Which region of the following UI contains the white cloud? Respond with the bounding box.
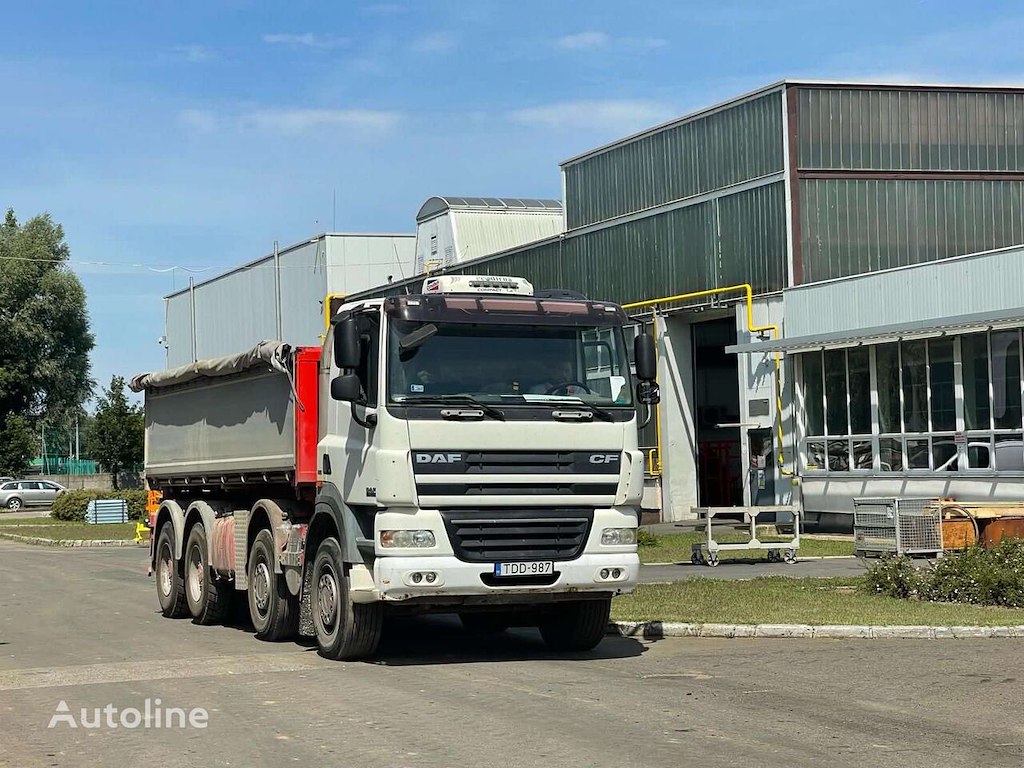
[172,45,216,63]
[511,99,674,134]
[411,32,457,54]
[178,109,219,133]
[557,31,609,50]
[555,32,668,53]
[239,108,402,134]
[262,33,349,49]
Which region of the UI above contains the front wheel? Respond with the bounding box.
[311,537,382,660]
[6,497,22,511]
[539,598,611,652]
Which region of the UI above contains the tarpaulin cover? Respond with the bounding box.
[129,341,291,392]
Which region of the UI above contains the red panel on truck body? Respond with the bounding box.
[294,346,322,486]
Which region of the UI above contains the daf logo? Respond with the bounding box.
[415,453,462,464]
[589,454,620,464]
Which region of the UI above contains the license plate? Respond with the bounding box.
[494,561,553,577]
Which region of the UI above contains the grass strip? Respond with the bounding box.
[612,577,1024,626]
[0,523,137,541]
[639,532,853,564]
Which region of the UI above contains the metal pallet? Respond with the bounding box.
[853,497,942,557]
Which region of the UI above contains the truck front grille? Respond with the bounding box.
[441,508,593,563]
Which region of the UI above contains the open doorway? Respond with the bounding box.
[693,318,742,506]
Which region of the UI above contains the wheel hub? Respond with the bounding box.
[317,570,338,631]
[158,549,173,597]
[187,548,204,603]
[252,562,271,613]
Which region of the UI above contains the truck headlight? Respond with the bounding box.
[380,530,436,548]
[601,527,637,546]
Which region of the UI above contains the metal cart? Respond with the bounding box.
[677,506,801,567]
[853,497,943,557]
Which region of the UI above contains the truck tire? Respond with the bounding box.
[538,598,611,652]
[247,529,298,641]
[459,612,511,634]
[155,524,188,618]
[184,524,231,625]
[311,537,382,660]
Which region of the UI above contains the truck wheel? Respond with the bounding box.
[184,524,231,625]
[459,612,511,634]
[312,537,382,660]
[539,598,611,652]
[247,529,298,641]
[155,524,188,618]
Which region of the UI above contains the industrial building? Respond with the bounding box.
[345,80,1024,527]
[163,233,415,368]
[413,196,564,273]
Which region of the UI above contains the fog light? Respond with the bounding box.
[424,572,437,583]
[380,530,436,548]
[612,568,621,578]
[411,572,423,583]
[601,527,637,546]
[600,569,610,579]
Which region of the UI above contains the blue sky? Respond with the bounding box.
[2,0,1023,396]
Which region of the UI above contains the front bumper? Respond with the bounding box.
[372,552,640,602]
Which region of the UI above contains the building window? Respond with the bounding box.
[799,328,1024,474]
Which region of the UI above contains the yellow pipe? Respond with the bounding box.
[622,284,793,477]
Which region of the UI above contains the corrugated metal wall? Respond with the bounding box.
[451,211,564,262]
[795,86,1024,283]
[798,88,1024,171]
[326,235,415,296]
[563,90,784,229]
[164,292,194,368]
[800,178,1024,281]
[363,183,787,307]
[192,261,278,361]
[279,239,329,346]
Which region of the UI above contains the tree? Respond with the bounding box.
[0,414,37,477]
[87,376,143,489]
[0,209,94,475]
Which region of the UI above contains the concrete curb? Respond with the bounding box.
[610,620,1024,639]
[0,532,142,548]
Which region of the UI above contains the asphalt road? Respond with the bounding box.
[1,541,1022,768]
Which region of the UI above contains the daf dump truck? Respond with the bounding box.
[132,275,660,660]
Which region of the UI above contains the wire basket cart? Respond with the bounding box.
[853,497,943,557]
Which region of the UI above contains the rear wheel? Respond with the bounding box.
[6,497,22,511]
[155,525,188,618]
[247,529,298,641]
[539,598,611,652]
[312,537,382,660]
[184,524,231,625]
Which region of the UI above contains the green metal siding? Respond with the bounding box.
[800,178,1024,282]
[798,87,1024,171]
[564,91,784,229]
[452,182,786,306]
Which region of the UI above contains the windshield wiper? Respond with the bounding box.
[398,394,505,420]
[540,397,615,421]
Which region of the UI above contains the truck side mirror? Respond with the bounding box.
[333,318,361,370]
[634,333,657,381]
[330,374,362,403]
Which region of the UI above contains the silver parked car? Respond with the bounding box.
[0,480,66,510]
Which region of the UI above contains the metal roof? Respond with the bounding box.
[416,196,563,223]
[727,306,1024,355]
[560,78,1024,168]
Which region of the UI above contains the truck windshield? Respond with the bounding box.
[387,321,634,407]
